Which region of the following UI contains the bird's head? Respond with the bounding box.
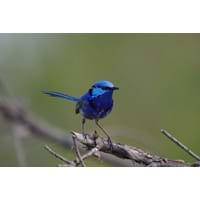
[90,80,119,96]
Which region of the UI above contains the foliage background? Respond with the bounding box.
[0,34,200,166]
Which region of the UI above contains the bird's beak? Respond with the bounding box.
[113,86,119,90]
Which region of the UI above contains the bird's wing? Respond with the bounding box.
[75,101,81,114]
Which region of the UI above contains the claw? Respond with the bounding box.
[107,136,113,151]
[82,133,88,141]
[92,130,99,146]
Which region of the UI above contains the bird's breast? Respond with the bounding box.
[80,93,113,120]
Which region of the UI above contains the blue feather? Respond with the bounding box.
[43,91,80,102]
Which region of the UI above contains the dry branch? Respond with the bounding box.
[70,132,190,167]
[0,97,199,167]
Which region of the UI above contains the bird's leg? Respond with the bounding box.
[81,118,87,140]
[95,120,113,150]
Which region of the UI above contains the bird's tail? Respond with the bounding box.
[43,91,80,102]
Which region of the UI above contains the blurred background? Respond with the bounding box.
[0,33,200,166]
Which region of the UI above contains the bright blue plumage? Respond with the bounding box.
[43,80,119,141]
[43,91,80,102]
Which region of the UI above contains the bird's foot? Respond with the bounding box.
[106,136,114,151]
[92,130,99,146]
[82,133,88,142]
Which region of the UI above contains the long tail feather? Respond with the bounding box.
[43,91,80,102]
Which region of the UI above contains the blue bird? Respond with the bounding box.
[43,80,119,143]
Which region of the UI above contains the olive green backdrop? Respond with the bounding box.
[0,34,200,166]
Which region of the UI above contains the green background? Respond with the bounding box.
[0,34,200,166]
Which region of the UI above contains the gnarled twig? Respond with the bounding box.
[71,131,190,167]
[0,97,199,167]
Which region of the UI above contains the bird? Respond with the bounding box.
[43,80,119,144]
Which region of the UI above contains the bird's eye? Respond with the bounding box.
[101,86,110,90]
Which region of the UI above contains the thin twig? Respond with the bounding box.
[161,129,200,161]
[81,146,101,160]
[72,136,86,167]
[44,145,75,166]
[71,131,103,161]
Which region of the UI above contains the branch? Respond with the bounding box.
[0,78,27,166]
[72,136,86,167]
[12,125,27,166]
[161,129,200,161]
[0,97,199,167]
[0,98,72,147]
[71,131,191,167]
[44,145,75,166]
[45,140,101,167]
